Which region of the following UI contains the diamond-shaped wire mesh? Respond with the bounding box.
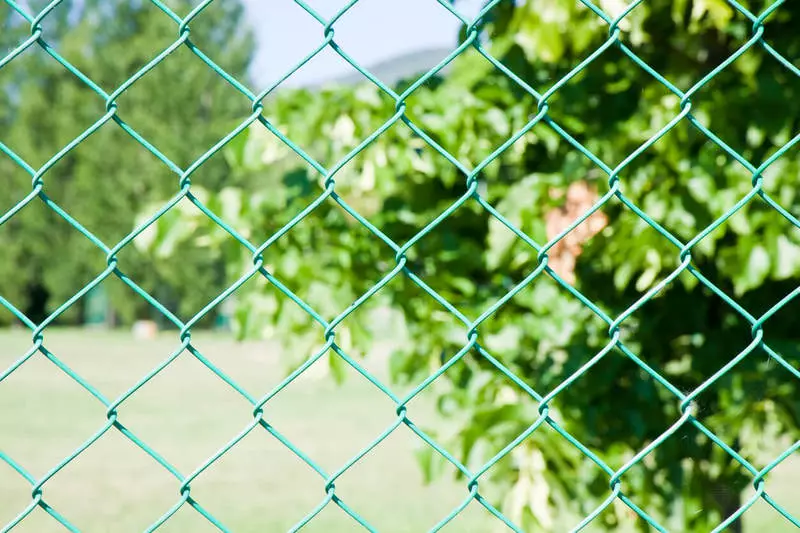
[1,0,799,531]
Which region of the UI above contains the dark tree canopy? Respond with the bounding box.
[0,0,255,325]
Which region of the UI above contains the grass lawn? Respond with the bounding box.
[1,328,798,532]
[0,328,496,533]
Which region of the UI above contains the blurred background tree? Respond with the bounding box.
[125,0,800,530]
[0,0,254,326]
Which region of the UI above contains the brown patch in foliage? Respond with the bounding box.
[545,181,608,284]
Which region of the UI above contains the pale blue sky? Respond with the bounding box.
[241,0,483,87]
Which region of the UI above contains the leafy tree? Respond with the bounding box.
[141,0,800,530]
[0,0,254,325]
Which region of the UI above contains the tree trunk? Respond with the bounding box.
[712,481,743,533]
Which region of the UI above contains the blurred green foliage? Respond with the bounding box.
[0,0,253,325]
[143,0,800,530]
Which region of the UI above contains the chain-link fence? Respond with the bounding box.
[2,0,800,531]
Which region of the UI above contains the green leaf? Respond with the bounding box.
[736,244,770,295]
[775,235,800,280]
[328,350,347,385]
[414,444,448,484]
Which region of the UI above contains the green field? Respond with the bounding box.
[0,329,797,532]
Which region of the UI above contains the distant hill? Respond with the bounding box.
[305,46,455,90]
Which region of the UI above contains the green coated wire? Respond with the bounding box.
[1,0,799,531]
